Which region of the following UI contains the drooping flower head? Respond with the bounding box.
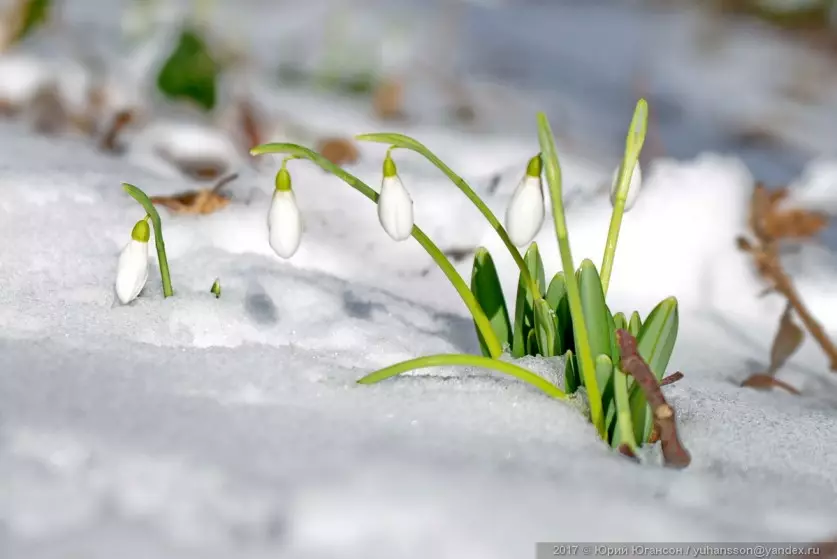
[377,152,414,241]
[115,217,150,304]
[268,165,303,258]
[505,154,545,247]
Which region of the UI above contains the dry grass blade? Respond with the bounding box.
[150,173,238,215]
[740,373,801,395]
[617,329,691,468]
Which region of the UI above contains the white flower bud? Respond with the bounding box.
[505,155,545,247]
[610,161,642,212]
[268,167,303,258]
[377,155,414,241]
[115,219,150,304]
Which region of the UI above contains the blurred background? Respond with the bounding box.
[5,0,837,223]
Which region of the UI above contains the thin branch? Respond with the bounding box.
[617,329,691,468]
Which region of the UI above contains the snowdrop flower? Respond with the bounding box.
[115,218,150,304]
[377,153,414,241]
[505,155,545,247]
[268,166,303,258]
[610,161,642,212]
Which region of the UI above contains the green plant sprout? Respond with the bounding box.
[123,183,173,297]
[250,98,680,454]
[210,277,221,298]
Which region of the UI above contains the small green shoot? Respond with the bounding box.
[123,183,173,297]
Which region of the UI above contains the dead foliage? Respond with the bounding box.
[99,110,134,153]
[316,137,360,166]
[737,184,837,391]
[373,76,406,121]
[617,329,691,469]
[150,173,238,215]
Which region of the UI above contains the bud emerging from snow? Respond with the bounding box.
[268,167,303,258]
[610,161,642,212]
[377,153,414,241]
[115,218,150,304]
[505,154,545,247]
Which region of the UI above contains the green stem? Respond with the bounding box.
[613,366,637,452]
[123,183,173,298]
[536,113,605,439]
[600,99,648,296]
[250,143,504,358]
[357,353,567,400]
[355,133,543,301]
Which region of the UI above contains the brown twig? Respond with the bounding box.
[617,329,691,468]
[737,184,837,372]
[660,372,684,387]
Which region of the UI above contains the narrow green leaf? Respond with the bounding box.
[577,259,612,364]
[512,243,545,357]
[13,0,51,43]
[563,349,579,394]
[595,354,616,445]
[156,27,219,111]
[611,366,638,451]
[546,272,570,355]
[526,329,538,356]
[470,248,512,356]
[629,296,680,443]
[534,299,557,358]
[628,311,642,338]
[356,353,567,400]
[613,312,627,332]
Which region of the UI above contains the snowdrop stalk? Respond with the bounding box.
[536,112,605,438]
[122,183,174,297]
[354,133,542,303]
[250,143,504,358]
[600,99,648,296]
[115,218,150,304]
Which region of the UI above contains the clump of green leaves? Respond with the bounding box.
[156,26,220,111]
[249,99,684,462]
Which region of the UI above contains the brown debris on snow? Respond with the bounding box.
[150,173,238,215]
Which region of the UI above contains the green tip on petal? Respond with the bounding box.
[383,154,397,178]
[526,154,542,178]
[275,167,292,192]
[131,218,151,242]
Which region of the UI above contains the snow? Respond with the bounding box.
[2,2,837,558]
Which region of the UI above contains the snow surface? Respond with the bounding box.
[2,1,837,558]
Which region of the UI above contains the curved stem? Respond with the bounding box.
[536,114,604,439]
[357,353,566,400]
[355,133,542,301]
[123,183,173,298]
[250,142,503,358]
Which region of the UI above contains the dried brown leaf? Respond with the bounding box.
[373,76,405,121]
[316,137,360,166]
[150,174,237,215]
[767,303,805,375]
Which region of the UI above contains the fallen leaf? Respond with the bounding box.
[741,373,801,395]
[766,303,805,375]
[316,137,360,166]
[373,76,405,121]
[150,173,237,215]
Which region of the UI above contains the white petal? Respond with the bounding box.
[115,240,149,304]
[268,190,303,258]
[505,175,545,247]
[610,162,642,211]
[377,175,414,241]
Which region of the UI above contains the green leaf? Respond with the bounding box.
[356,353,567,400]
[534,299,557,357]
[563,349,579,394]
[156,27,219,111]
[628,311,642,338]
[595,354,615,439]
[13,0,51,43]
[546,272,572,356]
[526,329,538,356]
[576,259,612,371]
[629,296,679,443]
[470,248,512,357]
[613,312,627,332]
[610,366,638,451]
[512,243,545,357]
